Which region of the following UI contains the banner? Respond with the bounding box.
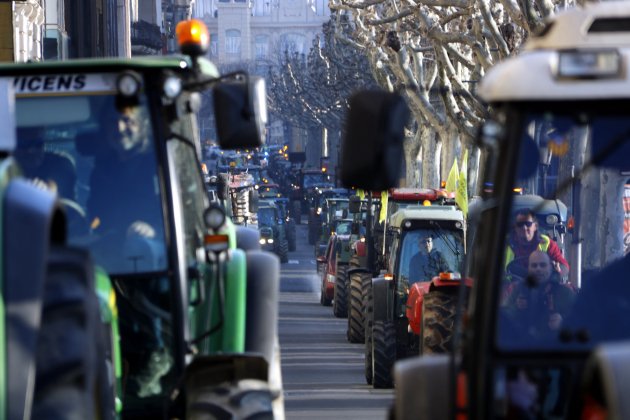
[445,158,459,194]
[379,191,388,224]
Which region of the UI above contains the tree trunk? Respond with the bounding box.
[420,128,441,189]
[404,129,422,187]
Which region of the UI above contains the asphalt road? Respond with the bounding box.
[279,223,393,419]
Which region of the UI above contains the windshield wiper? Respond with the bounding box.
[429,220,462,262]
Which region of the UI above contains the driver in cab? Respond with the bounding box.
[410,234,449,283]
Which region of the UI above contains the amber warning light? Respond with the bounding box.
[176,19,209,56]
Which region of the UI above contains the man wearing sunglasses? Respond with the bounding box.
[505,208,569,281]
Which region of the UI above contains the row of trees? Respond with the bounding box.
[268,0,581,193]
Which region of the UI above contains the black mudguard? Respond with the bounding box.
[372,276,391,322]
[245,250,280,364]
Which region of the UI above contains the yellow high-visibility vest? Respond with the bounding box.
[504,234,551,277]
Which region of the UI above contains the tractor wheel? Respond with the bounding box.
[333,264,348,318]
[32,246,113,419]
[291,201,301,224]
[347,271,365,343]
[320,285,332,307]
[308,222,318,245]
[277,239,289,264]
[421,290,458,355]
[186,379,275,420]
[287,224,297,252]
[372,320,396,389]
[364,282,374,385]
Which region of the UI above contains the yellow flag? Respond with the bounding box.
[445,158,459,193]
[456,150,468,217]
[357,189,365,200]
[379,191,388,224]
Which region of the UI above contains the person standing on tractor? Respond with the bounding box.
[505,209,569,281]
[410,234,449,283]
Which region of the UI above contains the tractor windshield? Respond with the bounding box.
[304,172,325,188]
[398,227,464,288]
[496,103,630,351]
[257,207,276,226]
[13,77,167,276]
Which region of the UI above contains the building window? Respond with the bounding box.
[255,35,268,59]
[280,33,305,54]
[210,33,218,56]
[252,0,272,16]
[225,29,241,54]
[309,0,327,16]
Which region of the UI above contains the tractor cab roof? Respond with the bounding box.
[389,188,448,202]
[479,1,630,102]
[389,206,464,230]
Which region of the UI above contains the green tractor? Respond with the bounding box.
[0,80,122,419]
[1,19,282,419]
[257,201,290,263]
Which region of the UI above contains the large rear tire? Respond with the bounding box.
[372,320,396,389]
[333,264,348,318]
[186,379,274,420]
[364,282,374,385]
[421,290,458,355]
[276,239,289,264]
[291,201,301,225]
[347,271,365,343]
[32,246,113,419]
[287,223,296,252]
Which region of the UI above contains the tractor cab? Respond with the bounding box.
[392,3,630,420]
[1,19,282,419]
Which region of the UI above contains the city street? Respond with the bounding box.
[279,224,393,419]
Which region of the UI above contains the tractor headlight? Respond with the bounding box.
[117,72,141,97]
[163,76,182,99]
[546,214,559,225]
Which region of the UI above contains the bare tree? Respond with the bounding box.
[328,0,574,190]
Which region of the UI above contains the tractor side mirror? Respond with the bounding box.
[340,90,409,190]
[213,76,267,150]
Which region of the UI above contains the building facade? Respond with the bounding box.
[193,0,329,158]
[194,0,328,64]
